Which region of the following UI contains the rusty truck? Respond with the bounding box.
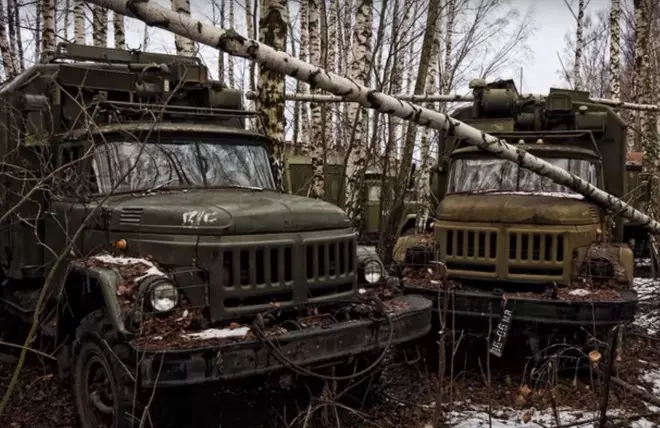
[399,78,639,357]
[0,43,432,427]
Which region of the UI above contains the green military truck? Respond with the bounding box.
[401,78,638,356]
[0,43,432,427]
[284,153,434,244]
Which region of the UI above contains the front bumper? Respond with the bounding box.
[134,294,432,388]
[403,284,637,327]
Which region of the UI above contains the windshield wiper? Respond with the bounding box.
[448,189,513,196]
[210,184,265,191]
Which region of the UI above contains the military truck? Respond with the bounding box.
[0,43,432,427]
[400,78,638,356]
[284,153,434,244]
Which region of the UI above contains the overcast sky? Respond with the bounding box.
[106,0,613,96]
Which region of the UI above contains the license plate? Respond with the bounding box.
[489,299,514,358]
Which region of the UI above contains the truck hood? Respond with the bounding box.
[105,188,351,234]
[437,193,601,225]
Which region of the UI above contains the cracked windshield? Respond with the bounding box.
[92,139,275,193]
[447,157,598,195]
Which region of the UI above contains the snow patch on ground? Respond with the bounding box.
[568,288,591,297]
[90,254,167,282]
[182,327,251,340]
[422,404,655,427]
[633,276,660,335]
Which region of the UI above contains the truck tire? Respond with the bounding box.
[73,309,144,428]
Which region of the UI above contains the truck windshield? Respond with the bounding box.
[92,140,275,193]
[447,157,598,195]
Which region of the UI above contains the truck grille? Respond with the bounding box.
[200,231,358,321]
[305,240,355,281]
[440,226,566,279]
[446,229,498,260]
[507,232,564,262]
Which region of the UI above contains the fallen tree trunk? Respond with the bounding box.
[244,91,660,112]
[83,0,660,234]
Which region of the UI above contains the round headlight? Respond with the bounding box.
[364,260,383,284]
[149,282,179,313]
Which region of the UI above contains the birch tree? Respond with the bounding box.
[113,12,125,49]
[295,0,310,151]
[227,0,235,86]
[7,0,20,73]
[172,0,196,56]
[382,0,442,258]
[92,5,108,47]
[415,4,443,232]
[609,0,622,101]
[0,0,15,78]
[343,0,373,230]
[573,0,586,90]
[257,0,288,190]
[40,0,56,63]
[74,0,85,44]
[308,0,325,199]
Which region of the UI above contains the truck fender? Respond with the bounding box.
[58,263,130,343]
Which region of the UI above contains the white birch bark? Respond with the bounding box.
[572,0,585,90]
[343,0,373,228]
[113,12,125,49]
[74,0,85,44]
[217,0,225,82]
[92,5,108,47]
[227,0,235,86]
[257,0,288,191]
[172,0,196,56]
[608,0,621,101]
[308,0,325,198]
[40,0,56,63]
[297,0,309,153]
[0,0,15,78]
[12,0,22,72]
[245,0,256,98]
[63,0,70,41]
[415,5,443,232]
[441,0,456,96]
[84,0,660,234]
[7,0,19,73]
[324,0,338,152]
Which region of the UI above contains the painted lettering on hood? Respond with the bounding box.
[182,209,219,227]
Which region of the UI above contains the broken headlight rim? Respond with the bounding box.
[362,259,384,284]
[142,276,179,313]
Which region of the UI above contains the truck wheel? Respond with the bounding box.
[73,310,144,428]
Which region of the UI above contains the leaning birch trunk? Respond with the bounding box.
[0,1,16,79]
[82,0,660,235]
[308,0,326,199]
[92,5,108,47]
[608,0,621,101]
[40,0,56,63]
[343,0,373,230]
[113,12,125,49]
[74,0,85,44]
[572,0,585,91]
[257,0,288,191]
[172,0,196,56]
[415,5,443,233]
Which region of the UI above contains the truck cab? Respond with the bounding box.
[0,43,432,428]
[402,79,637,355]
